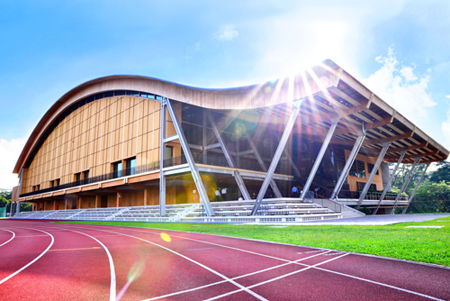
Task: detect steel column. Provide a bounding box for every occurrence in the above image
[207,113,251,200]
[202,115,208,164]
[300,117,341,200]
[246,135,282,198]
[391,157,421,214]
[251,100,303,215]
[234,170,251,200]
[159,100,167,216]
[270,136,301,178]
[372,150,407,215]
[207,113,235,167]
[402,162,430,214]
[166,98,215,216]
[356,142,391,209]
[330,130,366,200]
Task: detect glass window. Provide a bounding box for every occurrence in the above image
[113,162,122,178]
[114,90,126,96]
[127,90,139,96]
[104,91,114,97]
[126,158,136,175]
[56,179,60,186]
[74,173,81,182]
[367,163,379,175]
[94,93,104,100]
[156,95,162,100]
[83,170,90,179]
[349,160,366,178]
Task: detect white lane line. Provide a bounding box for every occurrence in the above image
[143,251,331,301]
[205,253,350,301]
[186,247,215,251]
[0,228,54,285]
[69,225,445,301]
[0,229,15,247]
[305,265,445,301]
[59,229,116,301]
[13,235,49,238]
[57,226,268,301]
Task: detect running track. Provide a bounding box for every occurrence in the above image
[1,220,449,301]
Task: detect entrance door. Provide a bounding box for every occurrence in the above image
[101,196,108,208]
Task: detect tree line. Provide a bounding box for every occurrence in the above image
[391,161,450,214]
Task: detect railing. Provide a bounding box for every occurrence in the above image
[364,191,408,201]
[312,198,342,213]
[20,163,160,198]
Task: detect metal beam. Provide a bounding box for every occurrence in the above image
[391,157,421,214]
[402,163,430,214]
[251,100,303,215]
[245,135,283,198]
[330,129,366,200]
[166,98,215,216]
[159,100,167,216]
[202,115,208,164]
[207,113,235,167]
[372,150,407,215]
[164,135,179,143]
[300,117,341,200]
[234,170,251,200]
[356,142,391,209]
[205,143,221,150]
[207,112,251,200]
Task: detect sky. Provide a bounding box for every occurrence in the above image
[1,0,450,189]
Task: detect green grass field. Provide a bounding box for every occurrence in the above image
[61,215,450,267]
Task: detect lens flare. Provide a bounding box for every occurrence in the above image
[116,260,146,301]
[128,259,146,282]
[161,233,171,242]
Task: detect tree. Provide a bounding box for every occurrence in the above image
[407,180,450,214]
[429,161,450,183]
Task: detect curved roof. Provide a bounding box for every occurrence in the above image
[13,59,449,174]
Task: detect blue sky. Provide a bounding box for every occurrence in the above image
[1,0,450,188]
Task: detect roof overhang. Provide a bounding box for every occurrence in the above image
[13,59,449,174]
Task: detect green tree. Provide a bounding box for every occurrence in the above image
[429,161,450,183]
[407,180,450,213]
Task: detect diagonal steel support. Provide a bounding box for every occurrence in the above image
[270,135,301,179]
[391,157,421,214]
[251,100,303,215]
[330,129,366,200]
[165,98,215,216]
[234,170,251,200]
[159,100,167,216]
[245,135,282,198]
[402,162,430,214]
[300,117,341,200]
[372,150,407,215]
[356,142,391,209]
[207,112,251,200]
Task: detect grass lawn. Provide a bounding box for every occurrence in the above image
[61,215,450,267]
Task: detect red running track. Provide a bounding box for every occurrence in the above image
[0,220,449,301]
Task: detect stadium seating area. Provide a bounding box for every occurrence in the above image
[12,198,343,223]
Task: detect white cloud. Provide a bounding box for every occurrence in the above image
[399,66,417,82]
[213,25,239,41]
[446,94,450,99]
[0,138,26,190]
[362,47,436,124]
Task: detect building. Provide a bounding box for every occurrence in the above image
[11,60,449,220]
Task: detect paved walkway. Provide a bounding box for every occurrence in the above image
[300,213,450,225]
